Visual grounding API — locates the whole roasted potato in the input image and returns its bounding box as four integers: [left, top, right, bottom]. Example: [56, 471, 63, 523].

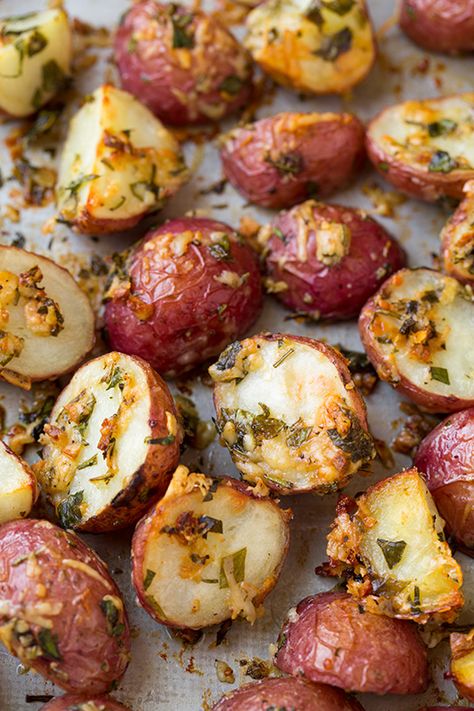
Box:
[244, 0, 376, 95]
[367, 94, 474, 201]
[400, 0, 474, 54]
[326, 468, 464, 623]
[451, 628, 474, 702]
[359, 268, 474, 413]
[0, 441, 37, 524]
[209, 333, 375, 494]
[104, 218, 263, 377]
[0, 519, 130, 693]
[114, 0, 252, 125]
[34, 351, 182, 533]
[260, 200, 406, 320]
[275, 591, 429, 694]
[220, 112, 366, 209]
[41, 695, 132, 711]
[212, 676, 365, 710]
[441, 180, 474, 284]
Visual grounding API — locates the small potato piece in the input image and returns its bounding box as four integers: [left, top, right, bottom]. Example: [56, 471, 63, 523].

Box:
[275, 591, 429, 694]
[220, 112, 366, 209]
[132, 465, 290, 630]
[114, 1, 253, 125]
[41, 695, 132, 711]
[244, 0, 376, 95]
[326, 468, 464, 623]
[104, 218, 263, 377]
[0, 8, 71, 117]
[451, 629, 474, 702]
[212, 676, 366, 710]
[0, 441, 37, 523]
[0, 519, 130, 693]
[400, 0, 474, 55]
[367, 94, 474, 201]
[209, 333, 374, 494]
[261, 200, 406, 320]
[56, 85, 188, 235]
[359, 268, 474, 413]
[0, 246, 94, 389]
[441, 180, 474, 284]
[35, 352, 182, 533]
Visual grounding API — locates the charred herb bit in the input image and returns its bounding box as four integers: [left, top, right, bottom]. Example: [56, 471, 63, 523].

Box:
[430, 366, 450, 385]
[323, 0, 355, 14]
[190, 552, 210, 566]
[170, 8, 195, 49]
[42, 59, 67, 93]
[57, 490, 83, 529]
[26, 108, 61, 143]
[143, 568, 156, 591]
[242, 657, 272, 680]
[219, 404, 285, 451]
[26, 30, 47, 57]
[219, 75, 244, 95]
[214, 341, 242, 372]
[428, 150, 458, 174]
[161, 512, 223, 543]
[37, 628, 61, 660]
[315, 27, 353, 61]
[216, 618, 233, 646]
[77, 454, 98, 470]
[427, 118, 457, 137]
[376, 538, 407, 569]
[25, 696, 54, 704]
[327, 411, 374, 463]
[305, 1, 323, 25]
[219, 547, 247, 588]
[100, 597, 125, 637]
[411, 585, 422, 615]
[265, 152, 303, 177]
[144, 434, 176, 446]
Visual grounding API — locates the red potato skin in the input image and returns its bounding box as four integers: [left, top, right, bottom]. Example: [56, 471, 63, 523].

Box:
[104, 218, 263, 377]
[263, 202, 406, 320]
[41, 695, 132, 711]
[451, 631, 474, 701]
[212, 676, 366, 711]
[0, 519, 130, 694]
[69, 210, 149, 237]
[420, 708, 474, 710]
[114, 1, 253, 126]
[400, 0, 474, 54]
[275, 591, 429, 695]
[220, 113, 366, 209]
[441, 188, 474, 285]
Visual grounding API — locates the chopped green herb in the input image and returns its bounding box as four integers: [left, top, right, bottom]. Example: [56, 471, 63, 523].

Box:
[105, 366, 123, 390]
[145, 434, 176, 446]
[219, 547, 247, 588]
[214, 341, 242, 371]
[38, 629, 61, 660]
[219, 75, 244, 95]
[209, 234, 231, 261]
[220, 404, 285, 450]
[273, 227, 285, 241]
[264, 473, 294, 489]
[110, 196, 126, 212]
[327, 410, 374, 463]
[26, 30, 47, 57]
[170, 10, 194, 49]
[427, 118, 457, 137]
[315, 27, 352, 61]
[64, 173, 99, 198]
[428, 150, 458, 174]
[430, 366, 450, 385]
[143, 569, 156, 591]
[26, 108, 61, 142]
[265, 152, 303, 177]
[201, 578, 219, 584]
[273, 348, 295, 368]
[41, 59, 67, 93]
[286, 422, 312, 448]
[199, 515, 223, 537]
[378, 162, 389, 172]
[323, 0, 355, 14]
[411, 585, 421, 614]
[421, 290, 439, 304]
[57, 491, 83, 529]
[376, 538, 407, 569]
[100, 598, 125, 637]
[77, 454, 98, 470]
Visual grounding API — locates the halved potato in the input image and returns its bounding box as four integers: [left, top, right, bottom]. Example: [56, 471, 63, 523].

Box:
[359, 268, 474, 413]
[34, 351, 182, 532]
[132, 464, 291, 630]
[56, 85, 188, 235]
[0, 8, 71, 117]
[0, 246, 94, 389]
[209, 333, 375, 494]
[441, 180, 474, 284]
[451, 628, 474, 702]
[244, 0, 376, 95]
[0, 441, 37, 523]
[366, 94, 474, 201]
[326, 468, 464, 623]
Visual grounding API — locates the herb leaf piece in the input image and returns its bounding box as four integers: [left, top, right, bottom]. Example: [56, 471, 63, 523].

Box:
[430, 366, 450, 385]
[315, 27, 352, 61]
[376, 538, 407, 569]
[57, 490, 83, 529]
[38, 628, 61, 660]
[219, 547, 247, 589]
[428, 150, 458, 174]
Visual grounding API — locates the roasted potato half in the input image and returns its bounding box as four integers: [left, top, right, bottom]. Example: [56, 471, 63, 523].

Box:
[209, 333, 375, 494]
[0, 519, 130, 693]
[441, 180, 474, 284]
[0, 246, 94, 389]
[34, 351, 182, 533]
[451, 629, 474, 702]
[275, 591, 429, 694]
[41, 696, 132, 711]
[367, 94, 474, 201]
[0, 441, 37, 524]
[0, 8, 71, 117]
[326, 468, 464, 623]
[244, 0, 376, 95]
[359, 268, 474, 413]
[261, 200, 406, 320]
[212, 676, 366, 710]
[400, 0, 474, 55]
[56, 85, 188, 234]
[132, 465, 291, 630]
[220, 112, 366, 209]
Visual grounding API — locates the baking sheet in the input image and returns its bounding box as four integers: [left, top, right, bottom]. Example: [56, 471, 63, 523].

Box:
[0, 0, 473, 708]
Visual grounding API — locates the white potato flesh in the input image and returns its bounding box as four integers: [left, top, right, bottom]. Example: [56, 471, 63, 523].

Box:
[442, 180, 474, 282]
[57, 85, 188, 227]
[0, 441, 36, 523]
[0, 9, 71, 117]
[0, 247, 94, 385]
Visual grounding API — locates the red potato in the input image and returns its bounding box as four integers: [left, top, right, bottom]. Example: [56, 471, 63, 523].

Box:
[414, 408, 474, 549]
[212, 676, 366, 710]
[260, 199, 406, 320]
[366, 94, 474, 202]
[104, 218, 263, 377]
[41, 695, 132, 711]
[220, 112, 366, 209]
[451, 628, 474, 702]
[114, 0, 252, 126]
[441, 180, 474, 284]
[0, 519, 130, 693]
[359, 268, 474, 413]
[275, 591, 429, 695]
[34, 352, 182, 533]
[421, 708, 474, 710]
[400, 0, 474, 55]
[0, 441, 38, 524]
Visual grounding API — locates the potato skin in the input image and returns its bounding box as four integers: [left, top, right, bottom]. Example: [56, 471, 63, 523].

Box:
[220, 112, 366, 209]
[275, 591, 429, 695]
[41, 695, 132, 711]
[0, 519, 130, 694]
[441, 181, 474, 284]
[400, 0, 474, 54]
[114, 1, 252, 125]
[104, 218, 263, 377]
[451, 629, 474, 701]
[212, 676, 366, 711]
[262, 200, 406, 320]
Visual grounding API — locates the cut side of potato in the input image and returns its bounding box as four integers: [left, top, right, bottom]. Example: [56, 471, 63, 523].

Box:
[326, 468, 464, 623]
[451, 629, 474, 702]
[132, 465, 291, 629]
[441, 179, 474, 284]
[209, 334, 374, 494]
[0, 246, 94, 388]
[56, 85, 188, 234]
[0, 441, 37, 523]
[35, 352, 182, 532]
[0, 8, 71, 117]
